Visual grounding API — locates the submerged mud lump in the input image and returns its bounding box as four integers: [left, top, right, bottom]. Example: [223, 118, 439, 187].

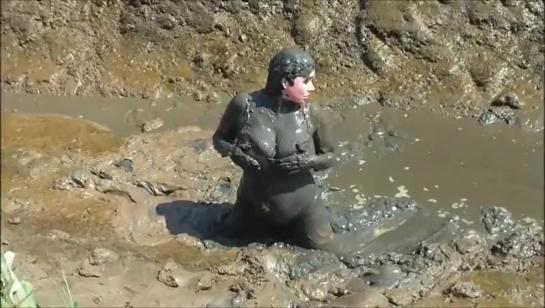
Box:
[478, 107, 517, 125]
[201, 199, 543, 306]
[330, 197, 417, 233]
[481, 206, 515, 234]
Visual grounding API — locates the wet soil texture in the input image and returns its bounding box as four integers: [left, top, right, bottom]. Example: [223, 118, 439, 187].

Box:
[1, 0, 543, 306]
[1, 0, 543, 119]
[1, 92, 543, 307]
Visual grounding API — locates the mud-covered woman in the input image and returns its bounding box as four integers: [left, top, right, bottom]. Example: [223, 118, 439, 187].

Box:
[212, 48, 347, 252]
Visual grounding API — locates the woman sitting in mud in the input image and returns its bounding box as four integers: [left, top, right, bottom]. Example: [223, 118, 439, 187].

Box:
[213, 48, 342, 251]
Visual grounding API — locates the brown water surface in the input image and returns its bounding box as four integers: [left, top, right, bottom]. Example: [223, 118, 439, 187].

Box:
[1, 92, 543, 307]
[327, 105, 544, 222]
[2, 92, 543, 223]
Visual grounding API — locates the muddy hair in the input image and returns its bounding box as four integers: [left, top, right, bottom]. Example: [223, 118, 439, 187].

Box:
[264, 48, 315, 95]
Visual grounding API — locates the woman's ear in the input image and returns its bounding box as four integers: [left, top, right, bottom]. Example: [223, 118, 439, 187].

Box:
[281, 77, 289, 89]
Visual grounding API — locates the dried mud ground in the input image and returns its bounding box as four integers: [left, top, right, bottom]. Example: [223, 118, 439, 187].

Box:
[1, 92, 544, 307]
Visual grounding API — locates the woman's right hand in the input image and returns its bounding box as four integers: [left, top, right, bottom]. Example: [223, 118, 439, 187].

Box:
[230, 145, 262, 171]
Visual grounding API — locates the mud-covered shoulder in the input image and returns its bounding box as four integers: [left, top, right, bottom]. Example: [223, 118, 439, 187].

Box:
[226, 92, 252, 114]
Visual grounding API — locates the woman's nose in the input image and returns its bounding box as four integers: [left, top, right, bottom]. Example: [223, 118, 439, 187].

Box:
[308, 80, 315, 92]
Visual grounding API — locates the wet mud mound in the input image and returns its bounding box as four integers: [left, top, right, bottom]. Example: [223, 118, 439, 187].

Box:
[1, 0, 543, 117]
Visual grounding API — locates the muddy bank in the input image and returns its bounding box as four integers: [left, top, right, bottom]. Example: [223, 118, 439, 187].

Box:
[1, 100, 543, 306]
[1, 0, 543, 118]
[1, 1, 544, 304]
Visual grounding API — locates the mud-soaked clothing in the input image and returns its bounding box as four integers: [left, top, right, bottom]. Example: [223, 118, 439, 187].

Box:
[213, 90, 336, 249]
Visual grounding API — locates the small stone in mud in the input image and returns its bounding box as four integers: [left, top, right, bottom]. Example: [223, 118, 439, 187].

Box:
[136, 180, 183, 196]
[70, 169, 95, 188]
[446, 281, 482, 298]
[141, 118, 164, 133]
[193, 52, 211, 69]
[198, 273, 214, 290]
[478, 110, 499, 125]
[202, 240, 226, 249]
[46, 229, 71, 240]
[385, 288, 414, 306]
[193, 90, 206, 101]
[78, 260, 102, 278]
[215, 262, 247, 276]
[89, 248, 119, 265]
[175, 233, 204, 249]
[331, 288, 390, 307]
[300, 280, 329, 301]
[492, 107, 517, 124]
[53, 176, 76, 190]
[157, 260, 187, 288]
[113, 158, 134, 173]
[481, 206, 514, 234]
[7, 216, 22, 225]
[92, 295, 102, 305]
[90, 167, 114, 180]
[455, 230, 488, 255]
[206, 91, 221, 104]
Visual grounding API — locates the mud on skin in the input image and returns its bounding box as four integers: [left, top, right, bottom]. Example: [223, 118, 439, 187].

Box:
[212, 48, 343, 252]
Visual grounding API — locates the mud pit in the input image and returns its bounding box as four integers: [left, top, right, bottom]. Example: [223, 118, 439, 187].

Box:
[1, 93, 543, 307]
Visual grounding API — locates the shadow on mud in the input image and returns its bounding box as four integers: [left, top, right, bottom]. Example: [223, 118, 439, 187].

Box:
[155, 200, 281, 248]
[155, 196, 436, 255]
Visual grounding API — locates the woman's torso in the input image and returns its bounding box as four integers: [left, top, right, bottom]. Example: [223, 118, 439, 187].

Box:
[237, 91, 319, 222]
[239, 91, 315, 160]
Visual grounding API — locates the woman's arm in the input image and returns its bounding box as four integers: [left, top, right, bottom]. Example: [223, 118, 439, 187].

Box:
[213, 94, 261, 171]
[308, 104, 336, 171]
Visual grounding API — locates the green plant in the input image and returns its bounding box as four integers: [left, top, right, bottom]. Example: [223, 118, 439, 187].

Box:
[1, 251, 38, 308]
[59, 267, 78, 308]
[1, 251, 78, 308]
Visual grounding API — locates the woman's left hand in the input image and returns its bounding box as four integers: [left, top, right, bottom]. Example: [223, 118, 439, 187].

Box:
[274, 153, 315, 172]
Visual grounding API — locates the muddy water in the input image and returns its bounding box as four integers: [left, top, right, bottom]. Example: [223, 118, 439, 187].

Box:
[1, 92, 225, 135]
[327, 105, 544, 223]
[1, 92, 543, 307]
[3, 92, 543, 223]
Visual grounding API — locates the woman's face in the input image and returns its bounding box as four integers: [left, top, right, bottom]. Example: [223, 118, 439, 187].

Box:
[282, 70, 316, 104]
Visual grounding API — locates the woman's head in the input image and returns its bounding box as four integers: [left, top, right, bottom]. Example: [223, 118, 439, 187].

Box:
[265, 48, 316, 104]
